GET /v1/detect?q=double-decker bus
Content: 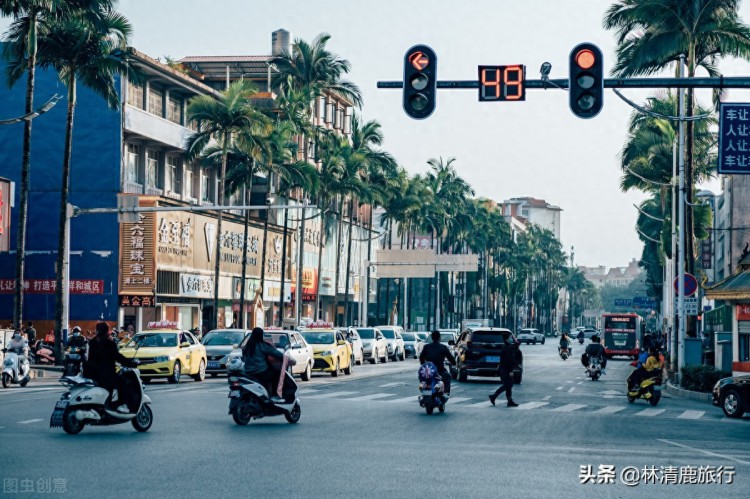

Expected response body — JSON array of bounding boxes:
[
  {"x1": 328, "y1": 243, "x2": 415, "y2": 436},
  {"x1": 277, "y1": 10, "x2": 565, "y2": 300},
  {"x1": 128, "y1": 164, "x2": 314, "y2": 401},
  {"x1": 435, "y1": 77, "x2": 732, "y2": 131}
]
[{"x1": 601, "y1": 313, "x2": 643, "y2": 359}]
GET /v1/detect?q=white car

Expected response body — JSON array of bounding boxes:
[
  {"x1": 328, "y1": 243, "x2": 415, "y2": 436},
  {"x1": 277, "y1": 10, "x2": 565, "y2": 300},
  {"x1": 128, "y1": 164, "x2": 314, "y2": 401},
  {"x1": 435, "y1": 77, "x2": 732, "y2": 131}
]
[
  {"x1": 354, "y1": 327, "x2": 389, "y2": 364},
  {"x1": 438, "y1": 329, "x2": 459, "y2": 354},
  {"x1": 378, "y1": 326, "x2": 406, "y2": 361},
  {"x1": 517, "y1": 328, "x2": 545, "y2": 345},
  {"x1": 346, "y1": 328, "x2": 365, "y2": 365}
]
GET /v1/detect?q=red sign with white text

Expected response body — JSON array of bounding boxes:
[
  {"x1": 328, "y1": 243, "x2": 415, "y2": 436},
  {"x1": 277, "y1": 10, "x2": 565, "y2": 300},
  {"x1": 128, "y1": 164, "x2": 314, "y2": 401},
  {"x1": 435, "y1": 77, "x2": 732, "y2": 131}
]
[
  {"x1": 737, "y1": 303, "x2": 750, "y2": 321},
  {"x1": 0, "y1": 279, "x2": 104, "y2": 294}
]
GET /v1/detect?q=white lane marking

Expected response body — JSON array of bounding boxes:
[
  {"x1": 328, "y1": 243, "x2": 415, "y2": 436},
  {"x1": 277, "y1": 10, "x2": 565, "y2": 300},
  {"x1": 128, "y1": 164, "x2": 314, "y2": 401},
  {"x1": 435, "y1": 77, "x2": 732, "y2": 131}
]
[
  {"x1": 344, "y1": 393, "x2": 395, "y2": 401},
  {"x1": 297, "y1": 389, "x2": 319, "y2": 395},
  {"x1": 158, "y1": 387, "x2": 198, "y2": 394},
  {"x1": 517, "y1": 402, "x2": 549, "y2": 410},
  {"x1": 677, "y1": 410, "x2": 705, "y2": 420},
  {"x1": 568, "y1": 387, "x2": 576, "y2": 393},
  {"x1": 386, "y1": 396, "x2": 417, "y2": 404},
  {"x1": 304, "y1": 391, "x2": 358, "y2": 399},
  {"x1": 0, "y1": 386, "x2": 61, "y2": 395},
  {"x1": 565, "y1": 381, "x2": 573, "y2": 384},
  {"x1": 552, "y1": 404, "x2": 587, "y2": 412},
  {"x1": 635, "y1": 408, "x2": 665, "y2": 417},
  {"x1": 470, "y1": 400, "x2": 493, "y2": 407},
  {"x1": 378, "y1": 382, "x2": 405, "y2": 388},
  {"x1": 576, "y1": 381, "x2": 583, "y2": 385},
  {"x1": 543, "y1": 396, "x2": 551, "y2": 401},
  {"x1": 659, "y1": 439, "x2": 750, "y2": 466},
  {"x1": 593, "y1": 406, "x2": 626, "y2": 415},
  {"x1": 446, "y1": 397, "x2": 472, "y2": 404},
  {"x1": 555, "y1": 386, "x2": 564, "y2": 391},
  {"x1": 18, "y1": 419, "x2": 43, "y2": 424}
]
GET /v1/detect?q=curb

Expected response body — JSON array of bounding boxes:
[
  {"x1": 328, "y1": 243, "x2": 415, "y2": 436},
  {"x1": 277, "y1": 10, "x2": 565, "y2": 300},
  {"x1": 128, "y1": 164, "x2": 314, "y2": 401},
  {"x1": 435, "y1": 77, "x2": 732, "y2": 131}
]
[{"x1": 665, "y1": 381, "x2": 713, "y2": 405}]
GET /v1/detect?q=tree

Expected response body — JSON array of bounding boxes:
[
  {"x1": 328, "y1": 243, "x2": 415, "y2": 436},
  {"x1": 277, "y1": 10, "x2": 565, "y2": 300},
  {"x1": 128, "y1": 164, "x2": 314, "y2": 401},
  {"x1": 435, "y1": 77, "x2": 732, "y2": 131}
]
[
  {"x1": 23, "y1": 2, "x2": 133, "y2": 362},
  {"x1": 186, "y1": 80, "x2": 262, "y2": 328}
]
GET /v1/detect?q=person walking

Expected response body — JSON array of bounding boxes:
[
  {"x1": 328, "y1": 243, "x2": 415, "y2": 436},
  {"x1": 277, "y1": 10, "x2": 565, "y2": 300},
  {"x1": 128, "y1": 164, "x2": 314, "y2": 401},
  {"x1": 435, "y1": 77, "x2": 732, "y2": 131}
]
[{"x1": 489, "y1": 330, "x2": 519, "y2": 407}]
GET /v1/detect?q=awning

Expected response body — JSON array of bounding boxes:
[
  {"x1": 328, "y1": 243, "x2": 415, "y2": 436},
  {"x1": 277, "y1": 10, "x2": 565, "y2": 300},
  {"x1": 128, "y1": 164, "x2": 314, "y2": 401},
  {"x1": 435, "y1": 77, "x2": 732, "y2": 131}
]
[{"x1": 704, "y1": 269, "x2": 750, "y2": 301}]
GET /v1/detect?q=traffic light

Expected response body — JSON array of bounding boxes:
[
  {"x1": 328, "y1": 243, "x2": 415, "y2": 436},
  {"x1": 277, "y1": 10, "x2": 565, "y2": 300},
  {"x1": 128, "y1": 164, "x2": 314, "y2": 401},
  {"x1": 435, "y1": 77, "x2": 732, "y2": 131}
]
[
  {"x1": 403, "y1": 45, "x2": 437, "y2": 119},
  {"x1": 569, "y1": 43, "x2": 603, "y2": 119}
]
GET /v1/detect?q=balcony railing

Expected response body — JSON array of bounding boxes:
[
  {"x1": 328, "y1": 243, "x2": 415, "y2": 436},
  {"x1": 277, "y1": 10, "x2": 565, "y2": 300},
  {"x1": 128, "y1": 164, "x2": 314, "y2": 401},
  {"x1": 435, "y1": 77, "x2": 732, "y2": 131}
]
[
  {"x1": 145, "y1": 186, "x2": 163, "y2": 196},
  {"x1": 123, "y1": 181, "x2": 143, "y2": 194}
]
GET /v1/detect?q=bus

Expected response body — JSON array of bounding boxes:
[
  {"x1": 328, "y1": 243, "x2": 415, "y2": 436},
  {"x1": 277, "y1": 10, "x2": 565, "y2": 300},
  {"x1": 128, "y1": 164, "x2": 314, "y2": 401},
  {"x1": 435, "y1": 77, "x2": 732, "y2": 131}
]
[{"x1": 601, "y1": 313, "x2": 643, "y2": 359}]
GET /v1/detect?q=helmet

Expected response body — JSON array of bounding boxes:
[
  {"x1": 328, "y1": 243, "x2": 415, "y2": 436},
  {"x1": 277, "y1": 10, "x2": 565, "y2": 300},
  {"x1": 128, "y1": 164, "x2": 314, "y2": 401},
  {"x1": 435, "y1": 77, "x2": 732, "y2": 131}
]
[
  {"x1": 72, "y1": 326, "x2": 81, "y2": 335},
  {"x1": 591, "y1": 335, "x2": 600, "y2": 342}
]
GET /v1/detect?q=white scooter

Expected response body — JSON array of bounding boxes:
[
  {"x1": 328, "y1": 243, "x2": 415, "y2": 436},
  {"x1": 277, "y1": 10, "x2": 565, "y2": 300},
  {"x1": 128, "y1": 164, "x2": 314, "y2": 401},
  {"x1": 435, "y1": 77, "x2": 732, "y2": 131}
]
[
  {"x1": 49, "y1": 367, "x2": 153, "y2": 434},
  {"x1": 2, "y1": 348, "x2": 30, "y2": 388}
]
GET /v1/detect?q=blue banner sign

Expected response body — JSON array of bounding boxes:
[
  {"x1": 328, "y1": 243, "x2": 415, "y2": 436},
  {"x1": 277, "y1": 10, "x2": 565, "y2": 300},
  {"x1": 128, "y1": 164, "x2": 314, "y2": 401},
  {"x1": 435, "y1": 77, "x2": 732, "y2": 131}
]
[{"x1": 718, "y1": 103, "x2": 750, "y2": 174}]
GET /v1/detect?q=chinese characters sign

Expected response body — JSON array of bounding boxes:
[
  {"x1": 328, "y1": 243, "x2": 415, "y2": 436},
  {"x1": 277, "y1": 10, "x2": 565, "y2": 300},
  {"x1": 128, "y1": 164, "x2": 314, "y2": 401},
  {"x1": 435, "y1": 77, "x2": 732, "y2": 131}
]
[
  {"x1": 179, "y1": 273, "x2": 214, "y2": 298},
  {"x1": 119, "y1": 212, "x2": 156, "y2": 295},
  {"x1": 0, "y1": 279, "x2": 104, "y2": 294},
  {"x1": 120, "y1": 295, "x2": 156, "y2": 307},
  {"x1": 718, "y1": 103, "x2": 750, "y2": 174}
]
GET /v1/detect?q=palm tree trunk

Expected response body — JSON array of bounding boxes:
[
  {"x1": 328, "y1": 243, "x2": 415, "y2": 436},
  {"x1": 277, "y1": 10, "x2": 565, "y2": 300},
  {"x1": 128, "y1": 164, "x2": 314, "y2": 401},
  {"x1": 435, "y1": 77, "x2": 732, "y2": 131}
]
[
  {"x1": 238, "y1": 175, "x2": 255, "y2": 329},
  {"x1": 277, "y1": 205, "x2": 289, "y2": 326},
  {"x1": 54, "y1": 77, "x2": 76, "y2": 365},
  {"x1": 213, "y1": 134, "x2": 230, "y2": 328},
  {"x1": 365, "y1": 209, "x2": 373, "y2": 327},
  {"x1": 343, "y1": 198, "x2": 355, "y2": 326},
  {"x1": 314, "y1": 206, "x2": 326, "y2": 321},
  {"x1": 14, "y1": 29, "x2": 37, "y2": 329}
]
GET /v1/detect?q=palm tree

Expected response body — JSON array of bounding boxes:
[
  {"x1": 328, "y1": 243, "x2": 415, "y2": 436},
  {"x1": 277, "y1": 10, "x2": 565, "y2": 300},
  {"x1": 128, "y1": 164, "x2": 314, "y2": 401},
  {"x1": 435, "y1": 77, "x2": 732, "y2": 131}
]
[
  {"x1": 25, "y1": 2, "x2": 133, "y2": 361},
  {"x1": 185, "y1": 80, "x2": 262, "y2": 328}
]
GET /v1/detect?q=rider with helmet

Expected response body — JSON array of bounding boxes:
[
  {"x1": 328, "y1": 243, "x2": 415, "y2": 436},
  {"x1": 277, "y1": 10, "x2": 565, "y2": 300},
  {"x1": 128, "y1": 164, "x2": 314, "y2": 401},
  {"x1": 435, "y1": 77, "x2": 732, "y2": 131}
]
[
  {"x1": 67, "y1": 326, "x2": 89, "y2": 361},
  {"x1": 581, "y1": 334, "x2": 607, "y2": 373},
  {"x1": 242, "y1": 327, "x2": 295, "y2": 403}
]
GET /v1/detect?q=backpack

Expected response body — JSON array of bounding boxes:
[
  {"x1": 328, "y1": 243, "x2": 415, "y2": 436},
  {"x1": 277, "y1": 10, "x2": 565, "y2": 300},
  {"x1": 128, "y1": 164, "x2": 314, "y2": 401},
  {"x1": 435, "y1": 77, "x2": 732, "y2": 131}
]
[{"x1": 418, "y1": 362, "x2": 438, "y2": 382}]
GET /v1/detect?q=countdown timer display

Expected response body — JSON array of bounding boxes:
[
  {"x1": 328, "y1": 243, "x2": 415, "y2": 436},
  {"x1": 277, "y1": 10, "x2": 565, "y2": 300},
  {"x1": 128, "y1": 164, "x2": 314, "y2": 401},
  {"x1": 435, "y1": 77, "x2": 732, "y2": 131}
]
[{"x1": 478, "y1": 65, "x2": 526, "y2": 102}]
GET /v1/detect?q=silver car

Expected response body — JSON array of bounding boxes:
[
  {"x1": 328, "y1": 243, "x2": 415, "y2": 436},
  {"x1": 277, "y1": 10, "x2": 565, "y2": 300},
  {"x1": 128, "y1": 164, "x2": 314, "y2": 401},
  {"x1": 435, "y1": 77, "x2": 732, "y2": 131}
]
[
  {"x1": 401, "y1": 332, "x2": 422, "y2": 359},
  {"x1": 346, "y1": 329, "x2": 365, "y2": 365},
  {"x1": 354, "y1": 327, "x2": 389, "y2": 364},
  {"x1": 379, "y1": 326, "x2": 406, "y2": 361},
  {"x1": 202, "y1": 329, "x2": 250, "y2": 377},
  {"x1": 264, "y1": 330, "x2": 315, "y2": 381}
]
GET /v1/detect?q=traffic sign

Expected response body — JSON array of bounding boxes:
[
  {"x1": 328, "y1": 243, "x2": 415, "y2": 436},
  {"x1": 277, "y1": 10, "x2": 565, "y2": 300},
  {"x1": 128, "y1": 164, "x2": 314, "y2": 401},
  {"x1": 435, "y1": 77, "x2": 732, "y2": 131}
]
[
  {"x1": 674, "y1": 297, "x2": 699, "y2": 316},
  {"x1": 673, "y1": 273, "x2": 698, "y2": 297},
  {"x1": 718, "y1": 102, "x2": 750, "y2": 174},
  {"x1": 632, "y1": 296, "x2": 657, "y2": 309},
  {"x1": 614, "y1": 298, "x2": 632, "y2": 308}
]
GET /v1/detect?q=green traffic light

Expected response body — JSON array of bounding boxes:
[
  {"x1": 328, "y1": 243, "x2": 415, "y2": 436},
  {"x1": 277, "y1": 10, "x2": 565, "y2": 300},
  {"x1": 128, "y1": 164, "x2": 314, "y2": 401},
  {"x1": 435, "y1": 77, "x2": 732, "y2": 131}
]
[{"x1": 409, "y1": 93, "x2": 429, "y2": 112}]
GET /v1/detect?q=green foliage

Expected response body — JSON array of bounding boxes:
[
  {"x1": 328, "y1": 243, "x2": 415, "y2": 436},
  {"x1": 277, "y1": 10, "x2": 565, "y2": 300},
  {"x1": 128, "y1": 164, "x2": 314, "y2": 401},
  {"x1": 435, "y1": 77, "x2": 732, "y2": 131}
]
[{"x1": 680, "y1": 365, "x2": 731, "y2": 393}]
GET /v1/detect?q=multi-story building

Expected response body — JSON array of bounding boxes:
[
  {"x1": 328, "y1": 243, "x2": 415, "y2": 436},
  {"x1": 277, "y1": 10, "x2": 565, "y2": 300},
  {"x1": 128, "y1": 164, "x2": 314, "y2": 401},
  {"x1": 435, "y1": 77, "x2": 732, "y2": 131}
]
[
  {"x1": 501, "y1": 197, "x2": 562, "y2": 240},
  {"x1": 579, "y1": 258, "x2": 642, "y2": 289}
]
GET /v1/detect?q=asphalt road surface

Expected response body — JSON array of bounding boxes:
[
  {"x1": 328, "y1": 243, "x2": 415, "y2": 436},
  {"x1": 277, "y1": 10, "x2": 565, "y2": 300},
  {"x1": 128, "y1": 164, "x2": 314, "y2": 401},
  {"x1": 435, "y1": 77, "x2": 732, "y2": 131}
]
[{"x1": 1, "y1": 340, "x2": 748, "y2": 498}]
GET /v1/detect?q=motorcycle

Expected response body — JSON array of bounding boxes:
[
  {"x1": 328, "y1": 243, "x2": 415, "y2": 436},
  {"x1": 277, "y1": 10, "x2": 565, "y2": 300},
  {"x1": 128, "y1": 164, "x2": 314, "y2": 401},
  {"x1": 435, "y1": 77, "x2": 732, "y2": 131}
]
[
  {"x1": 63, "y1": 346, "x2": 86, "y2": 376},
  {"x1": 226, "y1": 354, "x2": 301, "y2": 425},
  {"x1": 577, "y1": 337, "x2": 585, "y2": 345},
  {"x1": 627, "y1": 364, "x2": 663, "y2": 406},
  {"x1": 586, "y1": 356, "x2": 603, "y2": 381},
  {"x1": 2, "y1": 348, "x2": 31, "y2": 388},
  {"x1": 49, "y1": 366, "x2": 153, "y2": 434},
  {"x1": 417, "y1": 362, "x2": 448, "y2": 415},
  {"x1": 558, "y1": 346, "x2": 570, "y2": 360},
  {"x1": 30, "y1": 340, "x2": 55, "y2": 365}
]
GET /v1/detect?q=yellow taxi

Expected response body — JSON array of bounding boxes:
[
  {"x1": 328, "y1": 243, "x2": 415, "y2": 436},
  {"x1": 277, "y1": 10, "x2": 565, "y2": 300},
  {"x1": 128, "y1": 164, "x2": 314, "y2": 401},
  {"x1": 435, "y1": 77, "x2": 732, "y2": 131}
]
[
  {"x1": 299, "y1": 322, "x2": 353, "y2": 377},
  {"x1": 119, "y1": 321, "x2": 207, "y2": 383}
]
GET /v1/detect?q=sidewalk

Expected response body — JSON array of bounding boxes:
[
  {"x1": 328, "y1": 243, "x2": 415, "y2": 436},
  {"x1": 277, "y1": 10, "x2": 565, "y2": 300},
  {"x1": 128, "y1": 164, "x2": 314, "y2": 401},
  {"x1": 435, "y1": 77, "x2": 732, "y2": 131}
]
[
  {"x1": 29, "y1": 365, "x2": 63, "y2": 382},
  {"x1": 664, "y1": 381, "x2": 713, "y2": 404}
]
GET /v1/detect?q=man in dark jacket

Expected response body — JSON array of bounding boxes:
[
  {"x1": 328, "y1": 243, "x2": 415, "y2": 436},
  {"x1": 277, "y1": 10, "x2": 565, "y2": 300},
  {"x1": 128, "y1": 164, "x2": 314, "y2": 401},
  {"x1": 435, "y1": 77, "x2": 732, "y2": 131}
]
[
  {"x1": 25, "y1": 322, "x2": 36, "y2": 343},
  {"x1": 84, "y1": 322, "x2": 139, "y2": 413},
  {"x1": 419, "y1": 330, "x2": 457, "y2": 395},
  {"x1": 489, "y1": 331, "x2": 519, "y2": 407}
]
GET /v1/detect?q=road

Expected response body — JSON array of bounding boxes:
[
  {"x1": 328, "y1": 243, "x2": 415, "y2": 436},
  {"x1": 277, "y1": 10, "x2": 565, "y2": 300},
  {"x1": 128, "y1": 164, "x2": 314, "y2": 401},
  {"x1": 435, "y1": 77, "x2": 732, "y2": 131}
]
[{"x1": 1, "y1": 340, "x2": 749, "y2": 498}]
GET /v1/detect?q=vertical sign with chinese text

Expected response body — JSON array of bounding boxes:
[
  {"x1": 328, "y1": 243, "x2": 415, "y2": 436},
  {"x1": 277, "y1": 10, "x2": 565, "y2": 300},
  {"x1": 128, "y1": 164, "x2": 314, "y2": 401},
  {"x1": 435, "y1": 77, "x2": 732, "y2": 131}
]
[
  {"x1": 718, "y1": 103, "x2": 750, "y2": 174},
  {"x1": 119, "y1": 212, "x2": 156, "y2": 295}
]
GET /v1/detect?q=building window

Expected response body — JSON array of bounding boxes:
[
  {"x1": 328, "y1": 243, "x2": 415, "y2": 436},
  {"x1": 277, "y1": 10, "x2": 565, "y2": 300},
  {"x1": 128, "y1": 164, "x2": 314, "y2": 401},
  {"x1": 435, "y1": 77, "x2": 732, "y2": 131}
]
[
  {"x1": 125, "y1": 144, "x2": 139, "y2": 183},
  {"x1": 148, "y1": 84, "x2": 164, "y2": 117},
  {"x1": 127, "y1": 78, "x2": 144, "y2": 109},
  {"x1": 201, "y1": 168, "x2": 211, "y2": 202},
  {"x1": 184, "y1": 165, "x2": 194, "y2": 199},
  {"x1": 146, "y1": 149, "x2": 158, "y2": 188},
  {"x1": 166, "y1": 156, "x2": 179, "y2": 194},
  {"x1": 167, "y1": 95, "x2": 182, "y2": 124}
]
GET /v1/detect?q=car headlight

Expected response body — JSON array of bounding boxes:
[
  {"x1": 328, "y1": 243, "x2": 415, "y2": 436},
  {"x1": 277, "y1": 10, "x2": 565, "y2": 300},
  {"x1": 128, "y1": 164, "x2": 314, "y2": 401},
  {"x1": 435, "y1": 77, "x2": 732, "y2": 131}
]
[
  {"x1": 153, "y1": 355, "x2": 170, "y2": 363},
  {"x1": 321, "y1": 350, "x2": 335, "y2": 357}
]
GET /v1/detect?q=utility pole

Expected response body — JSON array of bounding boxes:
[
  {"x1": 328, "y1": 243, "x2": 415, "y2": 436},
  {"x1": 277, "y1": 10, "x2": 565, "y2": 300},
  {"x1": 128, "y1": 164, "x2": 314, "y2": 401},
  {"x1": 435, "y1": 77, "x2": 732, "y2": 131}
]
[{"x1": 677, "y1": 55, "x2": 687, "y2": 377}]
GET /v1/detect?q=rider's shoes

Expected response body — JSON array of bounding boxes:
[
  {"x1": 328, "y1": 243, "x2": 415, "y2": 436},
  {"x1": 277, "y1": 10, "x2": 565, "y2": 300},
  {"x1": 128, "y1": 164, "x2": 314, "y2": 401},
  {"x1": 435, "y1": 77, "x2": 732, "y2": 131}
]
[{"x1": 116, "y1": 404, "x2": 130, "y2": 414}]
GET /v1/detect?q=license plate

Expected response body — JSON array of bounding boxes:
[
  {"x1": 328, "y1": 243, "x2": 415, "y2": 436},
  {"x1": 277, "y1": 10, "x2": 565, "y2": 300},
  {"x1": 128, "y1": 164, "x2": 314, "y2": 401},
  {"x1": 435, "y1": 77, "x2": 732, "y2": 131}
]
[
  {"x1": 208, "y1": 362, "x2": 220, "y2": 369},
  {"x1": 55, "y1": 400, "x2": 69, "y2": 409},
  {"x1": 485, "y1": 356, "x2": 500, "y2": 363},
  {"x1": 229, "y1": 390, "x2": 240, "y2": 398}
]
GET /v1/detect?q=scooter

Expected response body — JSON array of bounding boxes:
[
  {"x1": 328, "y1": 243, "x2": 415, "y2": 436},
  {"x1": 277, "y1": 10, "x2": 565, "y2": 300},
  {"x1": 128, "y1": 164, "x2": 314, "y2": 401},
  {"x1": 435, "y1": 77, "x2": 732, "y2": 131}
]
[
  {"x1": 49, "y1": 366, "x2": 153, "y2": 434},
  {"x1": 30, "y1": 340, "x2": 55, "y2": 365},
  {"x1": 2, "y1": 348, "x2": 31, "y2": 388},
  {"x1": 578, "y1": 337, "x2": 585, "y2": 345},
  {"x1": 627, "y1": 372, "x2": 663, "y2": 406},
  {"x1": 558, "y1": 346, "x2": 570, "y2": 360},
  {"x1": 226, "y1": 354, "x2": 301, "y2": 425},
  {"x1": 63, "y1": 346, "x2": 85, "y2": 376},
  {"x1": 417, "y1": 362, "x2": 448, "y2": 415},
  {"x1": 586, "y1": 356, "x2": 603, "y2": 381}
]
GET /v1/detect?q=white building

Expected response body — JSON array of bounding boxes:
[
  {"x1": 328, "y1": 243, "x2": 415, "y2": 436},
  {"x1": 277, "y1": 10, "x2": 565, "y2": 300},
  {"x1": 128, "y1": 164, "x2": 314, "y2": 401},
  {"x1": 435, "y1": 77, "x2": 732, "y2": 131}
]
[{"x1": 501, "y1": 197, "x2": 562, "y2": 240}]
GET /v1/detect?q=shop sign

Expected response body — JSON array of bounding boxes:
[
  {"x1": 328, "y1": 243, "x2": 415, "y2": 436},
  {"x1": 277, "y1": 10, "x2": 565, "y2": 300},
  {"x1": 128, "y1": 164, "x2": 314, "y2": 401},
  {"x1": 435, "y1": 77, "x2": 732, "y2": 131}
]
[
  {"x1": 120, "y1": 212, "x2": 156, "y2": 294},
  {"x1": 179, "y1": 273, "x2": 214, "y2": 298},
  {"x1": 0, "y1": 279, "x2": 104, "y2": 294},
  {"x1": 120, "y1": 295, "x2": 156, "y2": 307},
  {"x1": 737, "y1": 303, "x2": 750, "y2": 321}
]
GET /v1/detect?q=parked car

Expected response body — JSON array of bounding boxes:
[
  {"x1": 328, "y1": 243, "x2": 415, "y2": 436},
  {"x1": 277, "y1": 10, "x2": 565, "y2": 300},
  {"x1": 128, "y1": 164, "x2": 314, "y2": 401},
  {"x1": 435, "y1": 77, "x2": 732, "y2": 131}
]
[
  {"x1": 264, "y1": 329, "x2": 315, "y2": 381},
  {"x1": 378, "y1": 326, "x2": 406, "y2": 361},
  {"x1": 346, "y1": 328, "x2": 365, "y2": 365},
  {"x1": 201, "y1": 329, "x2": 250, "y2": 377},
  {"x1": 453, "y1": 328, "x2": 523, "y2": 384},
  {"x1": 119, "y1": 325, "x2": 207, "y2": 384},
  {"x1": 354, "y1": 327, "x2": 389, "y2": 364},
  {"x1": 300, "y1": 328, "x2": 353, "y2": 377},
  {"x1": 401, "y1": 332, "x2": 422, "y2": 359},
  {"x1": 437, "y1": 329, "x2": 459, "y2": 354},
  {"x1": 713, "y1": 374, "x2": 750, "y2": 418},
  {"x1": 517, "y1": 328, "x2": 545, "y2": 345}
]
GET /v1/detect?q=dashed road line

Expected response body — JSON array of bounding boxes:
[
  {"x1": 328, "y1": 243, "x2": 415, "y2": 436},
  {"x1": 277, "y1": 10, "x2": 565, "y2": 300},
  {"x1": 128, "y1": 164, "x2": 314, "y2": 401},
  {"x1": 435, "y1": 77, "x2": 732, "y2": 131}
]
[
  {"x1": 386, "y1": 396, "x2": 417, "y2": 404},
  {"x1": 555, "y1": 386, "x2": 563, "y2": 391},
  {"x1": 552, "y1": 403, "x2": 587, "y2": 412},
  {"x1": 345, "y1": 393, "x2": 395, "y2": 401},
  {"x1": 677, "y1": 410, "x2": 705, "y2": 420},
  {"x1": 447, "y1": 397, "x2": 473, "y2": 404},
  {"x1": 517, "y1": 401, "x2": 549, "y2": 410},
  {"x1": 304, "y1": 391, "x2": 358, "y2": 399},
  {"x1": 18, "y1": 419, "x2": 43, "y2": 424},
  {"x1": 567, "y1": 387, "x2": 576, "y2": 393},
  {"x1": 379, "y1": 382, "x2": 406, "y2": 388},
  {"x1": 634, "y1": 408, "x2": 666, "y2": 417},
  {"x1": 592, "y1": 405, "x2": 626, "y2": 415}
]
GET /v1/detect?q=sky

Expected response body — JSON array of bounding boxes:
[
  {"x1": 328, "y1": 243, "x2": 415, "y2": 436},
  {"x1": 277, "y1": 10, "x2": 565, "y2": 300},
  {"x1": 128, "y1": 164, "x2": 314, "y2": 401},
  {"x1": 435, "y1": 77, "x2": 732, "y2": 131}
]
[{"x1": 7, "y1": 0, "x2": 750, "y2": 269}]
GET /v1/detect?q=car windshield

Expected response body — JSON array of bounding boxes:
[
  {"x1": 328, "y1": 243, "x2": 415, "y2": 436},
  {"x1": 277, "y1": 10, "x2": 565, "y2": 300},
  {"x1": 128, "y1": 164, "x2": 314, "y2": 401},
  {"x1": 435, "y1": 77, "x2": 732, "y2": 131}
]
[
  {"x1": 266, "y1": 333, "x2": 291, "y2": 349},
  {"x1": 520, "y1": 329, "x2": 537, "y2": 334},
  {"x1": 471, "y1": 332, "x2": 506, "y2": 344},
  {"x1": 301, "y1": 332, "x2": 334, "y2": 344},
  {"x1": 202, "y1": 331, "x2": 243, "y2": 346},
  {"x1": 380, "y1": 329, "x2": 396, "y2": 339},
  {"x1": 356, "y1": 329, "x2": 375, "y2": 339},
  {"x1": 128, "y1": 333, "x2": 177, "y2": 348},
  {"x1": 402, "y1": 333, "x2": 416, "y2": 341},
  {"x1": 439, "y1": 333, "x2": 454, "y2": 343}
]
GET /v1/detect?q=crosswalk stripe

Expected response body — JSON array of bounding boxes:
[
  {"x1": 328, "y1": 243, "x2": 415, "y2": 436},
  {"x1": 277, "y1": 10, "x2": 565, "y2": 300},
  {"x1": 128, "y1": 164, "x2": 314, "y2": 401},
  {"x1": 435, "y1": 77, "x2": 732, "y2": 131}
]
[
  {"x1": 0, "y1": 386, "x2": 60, "y2": 395},
  {"x1": 379, "y1": 382, "x2": 405, "y2": 388},
  {"x1": 297, "y1": 389, "x2": 319, "y2": 395},
  {"x1": 304, "y1": 391, "x2": 358, "y2": 399},
  {"x1": 677, "y1": 410, "x2": 705, "y2": 420},
  {"x1": 469, "y1": 400, "x2": 493, "y2": 407},
  {"x1": 635, "y1": 408, "x2": 666, "y2": 417},
  {"x1": 593, "y1": 405, "x2": 626, "y2": 415},
  {"x1": 386, "y1": 396, "x2": 417, "y2": 404},
  {"x1": 552, "y1": 403, "x2": 587, "y2": 412},
  {"x1": 18, "y1": 419, "x2": 43, "y2": 424},
  {"x1": 447, "y1": 397, "x2": 473, "y2": 404},
  {"x1": 567, "y1": 387, "x2": 576, "y2": 393},
  {"x1": 345, "y1": 393, "x2": 395, "y2": 401},
  {"x1": 555, "y1": 386, "x2": 564, "y2": 391},
  {"x1": 517, "y1": 401, "x2": 549, "y2": 410}
]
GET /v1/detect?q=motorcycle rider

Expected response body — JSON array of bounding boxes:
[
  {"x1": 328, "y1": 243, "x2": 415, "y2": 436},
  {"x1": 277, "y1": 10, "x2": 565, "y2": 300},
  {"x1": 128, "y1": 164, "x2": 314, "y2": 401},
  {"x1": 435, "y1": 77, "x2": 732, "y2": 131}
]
[
  {"x1": 558, "y1": 332, "x2": 571, "y2": 356},
  {"x1": 419, "y1": 330, "x2": 457, "y2": 397},
  {"x1": 581, "y1": 335, "x2": 607, "y2": 374},
  {"x1": 84, "y1": 322, "x2": 139, "y2": 413},
  {"x1": 627, "y1": 347, "x2": 663, "y2": 390},
  {"x1": 242, "y1": 327, "x2": 294, "y2": 403},
  {"x1": 7, "y1": 330, "x2": 30, "y2": 374},
  {"x1": 67, "y1": 327, "x2": 89, "y2": 359}
]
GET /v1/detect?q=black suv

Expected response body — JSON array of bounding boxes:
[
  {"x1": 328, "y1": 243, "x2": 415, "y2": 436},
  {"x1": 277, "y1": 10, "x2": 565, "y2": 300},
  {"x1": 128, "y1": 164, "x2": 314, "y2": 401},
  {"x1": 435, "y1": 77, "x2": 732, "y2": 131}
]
[{"x1": 453, "y1": 328, "x2": 523, "y2": 384}]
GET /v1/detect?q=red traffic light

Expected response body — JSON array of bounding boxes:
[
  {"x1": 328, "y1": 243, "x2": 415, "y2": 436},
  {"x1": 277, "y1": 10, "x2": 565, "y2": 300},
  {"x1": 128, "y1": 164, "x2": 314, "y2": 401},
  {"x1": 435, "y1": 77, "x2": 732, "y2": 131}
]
[
  {"x1": 575, "y1": 49, "x2": 596, "y2": 70},
  {"x1": 409, "y1": 51, "x2": 430, "y2": 71}
]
